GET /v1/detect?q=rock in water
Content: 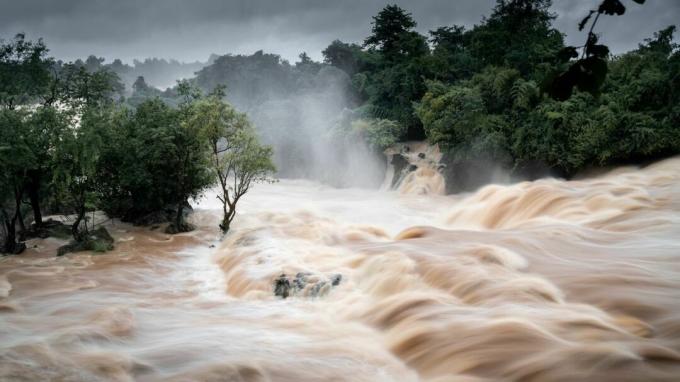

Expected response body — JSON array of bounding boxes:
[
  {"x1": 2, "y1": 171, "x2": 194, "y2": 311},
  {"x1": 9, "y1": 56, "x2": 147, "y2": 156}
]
[
  {"x1": 274, "y1": 274, "x2": 291, "y2": 298},
  {"x1": 57, "y1": 227, "x2": 115, "y2": 256},
  {"x1": 330, "y1": 274, "x2": 342, "y2": 286},
  {"x1": 293, "y1": 272, "x2": 310, "y2": 291},
  {"x1": 310, "y1": 281, "x2": 328, "y2": 297}
]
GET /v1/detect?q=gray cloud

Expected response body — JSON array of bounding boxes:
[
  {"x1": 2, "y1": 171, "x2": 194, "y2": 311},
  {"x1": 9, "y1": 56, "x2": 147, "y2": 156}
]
[{"x1": 0, "y1": 0, "x2": 677, "y2": 64}]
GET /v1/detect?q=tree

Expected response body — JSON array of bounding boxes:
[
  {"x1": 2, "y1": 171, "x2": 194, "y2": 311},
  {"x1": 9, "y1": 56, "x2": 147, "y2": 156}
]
[
  {"x1": 364, "y1": 5, "x2": 417, "y2": 58},
  {"x1": 167, "y1": 88, "x2": 214, "y2": 233},
  {"x1": 469, "y1": 0, "x2": 563, "y2": 75},
  {"x1": 22, "y1": 105, "x2": 69, "y2": 229},
  {"x1": 322, "y1": 40, "x2": 365, "y2": 76},
  {"x1": 0, "y1": 33, "x2": 51, "y2": 109},
  {"x1": 132, "y1": 76, "x2": 150, "y2": 94},
  {"x1": 0, "y1": 34, "x2": 53, "y2": 250},
  {"x1": 350, "y1": 118, "x2": 405, "y2": 150},
  {"x1": 0, "y1": 109, "x2": 32, "y2": 254},
  {"x1": 188, "y1": 93, "x2": 274, "y2": 234},
  {"x1": 53, "y1": 106, "x2": 106, "y2": 242}
]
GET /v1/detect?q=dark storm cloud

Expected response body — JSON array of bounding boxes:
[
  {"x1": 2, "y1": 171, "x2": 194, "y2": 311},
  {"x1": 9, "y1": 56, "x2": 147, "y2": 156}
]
[{"x1": 0, "y1": 0, "x2": 678, "y2": 64}]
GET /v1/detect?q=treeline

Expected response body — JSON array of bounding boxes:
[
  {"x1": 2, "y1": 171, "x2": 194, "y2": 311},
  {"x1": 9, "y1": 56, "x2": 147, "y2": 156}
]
[
  {"x1": 142, "y1": 0, "x2": 678, "y2": 191},
  {"x1": 0, "y1": 35, "x2": 274, "y2": 255},
  {"x1": 75, "y1": 55, "x2": 211, "y2": 92},
  {"x1": 320, "y1": 0, "x2": 680, "y2": 190}
]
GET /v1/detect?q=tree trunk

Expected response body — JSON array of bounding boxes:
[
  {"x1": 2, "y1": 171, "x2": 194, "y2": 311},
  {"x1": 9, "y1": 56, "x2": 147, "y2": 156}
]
[
  {"x1": 219, "y1": 199, "x2": 229, "y2": 233},
  {"x1": 2, "y1": 217, "x2": 16, "y2": 254},
  {"x1": 17, "y1": 207, "x2": 26, "y2": 241},
  {"x1": 72, "y1": 206, "x2": 86, "y2": 242},
  {"x1": 26, "y1": 171, "x2": 43, "y2": 228},
  {"x1": 1, "y1": 207, "x2": 24, "y2": 255},
  {"x1": 175, "y1": 202, "x2": 184, "y2": 232},
  {"x1": 220, "y1": 218, "x2": 230, "y2": 234}
]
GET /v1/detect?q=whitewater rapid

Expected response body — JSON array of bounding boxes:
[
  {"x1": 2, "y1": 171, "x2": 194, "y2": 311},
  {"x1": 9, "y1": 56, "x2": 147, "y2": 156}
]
[{"x1": 1, "y1": 158, "x2": 680, "y2": 381}]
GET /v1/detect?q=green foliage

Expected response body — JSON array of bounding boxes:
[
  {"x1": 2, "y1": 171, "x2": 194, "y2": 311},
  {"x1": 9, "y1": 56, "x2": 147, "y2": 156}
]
[
  {"x1": 469, "y1": 0, "x2": 563, "y2": 75},
  {"x1": 350, "y1": 118, "x2": 405, "y2": 150},
  {"x1": 324, "y1": 1, "x2": 678, "y2": 182},
  {"x1": 97, "y1": 97, "x2": 214, "y2": 227},
  {"x1": 413, "y1": 20, "x2": 679, "y2": 178},
  {"x1": 191, "y1": 94, "x2": 275, "y2": 233},
  {"x1": 322, "y1": 40, "x2": 366, "y2": 76},
  {"x1": 0, "y1": 34, "x2": 51, "y2": 109},
  {"x1": 364, "y1": 5, "x2": 418, "y2": 57},
  {"x1": 53, "y1": 105, "x2": 107, "y2": 241}
]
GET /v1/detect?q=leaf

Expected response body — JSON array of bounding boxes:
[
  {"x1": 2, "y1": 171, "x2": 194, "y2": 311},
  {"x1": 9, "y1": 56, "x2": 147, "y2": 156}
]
[
  {"x1": 557, "y1": 46, "x2": 579, "y2": 62},
  {"x1": 550, "y1": 68, "x2": 578, "y2": 101},
  {"x1": 598, "y1": 0, "x2": 626, "y2": 15},
  {"x1": 575, "y1": 56, "x2": 608, "y2": 95},
  {"x1": 587, "y1": 44, "x2": 610, "y2": 58}
]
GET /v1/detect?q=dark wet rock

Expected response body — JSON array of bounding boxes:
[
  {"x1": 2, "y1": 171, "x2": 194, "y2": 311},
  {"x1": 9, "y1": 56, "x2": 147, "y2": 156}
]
[
  {"x1": 418, "y1": 152, "x2": 426, "y2": 159},
  {"x1": 310, "y1": 281, "x2": 328, "y2": 297},
  {"x1": 390, "y1": 154, "x2": 410, "y2": 189},
  {"x1": 57, "y1": 227, "x2": 115, "y2": 256},
  {"x1": 5, "y1": 242, "x2": 27, "y2": 255},
  {"x1": 164, "y1": 222, "x2": 195, "y2": 234},
  {"x1": 439, "y1": 152, "x2": 509, "y2": 194},
  {"x1": 293, "y1": 272, "x2": 310, "y2": 291},
  {"x1": 274, "y1": 274, "x2": 291, "y2": 299},
  {"x1": 209, "y1": 244, "x2": 215, "y2": 248},
  {"x1": 403, "y1": 145, "x2": 410, "y2": 152},
  {"x1": 408, "y1": 165, "x2": 418, "y2": 172},
  {"x1": 273, "y1": 272, "x2": 343, "y2": 298},
  {"x1": 133, "y1": 201, "x2": 193, "y2": 226}
]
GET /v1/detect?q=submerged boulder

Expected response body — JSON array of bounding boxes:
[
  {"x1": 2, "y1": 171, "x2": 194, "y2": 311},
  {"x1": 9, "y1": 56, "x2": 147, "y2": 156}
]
[
  {"x1": 273, "y1": 272, "x2": 343, "y2": 299},
  {"x1": 274, "y1": 274, "x2": 292, "y2": 298},
  {"x1": 57, "y1": 227, "x2": 115, "y2": 256},
  {"x1": 132, "y1": 201, "x2": 193, "y2": 226}
]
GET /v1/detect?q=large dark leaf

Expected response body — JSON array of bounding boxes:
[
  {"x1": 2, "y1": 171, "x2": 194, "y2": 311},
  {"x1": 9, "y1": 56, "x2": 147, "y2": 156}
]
[
  {"x1": 587, "y1": 44, "x2": 610, "y2": 58},
  {"x1": 575, "y1": 56, "x2": 608, "y2": 94},
  {"x1": 598, "y1": 0, "x2": 626, "y2": 15},
  {"x1": 557, "y1": 46, "x2": 579, "y2": 62},
  {"x1": 550, "y1": 67, "x2": 579, "y2": 101}
]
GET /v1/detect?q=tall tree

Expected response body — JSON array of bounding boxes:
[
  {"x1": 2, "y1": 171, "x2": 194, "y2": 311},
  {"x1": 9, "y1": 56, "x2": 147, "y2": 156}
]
[
  {"x1": 188, "y1": 92, "x2": 274, "y2": 234},
  {"x1": 0, "y1": 109, "x2": 32, "y2": 253}
]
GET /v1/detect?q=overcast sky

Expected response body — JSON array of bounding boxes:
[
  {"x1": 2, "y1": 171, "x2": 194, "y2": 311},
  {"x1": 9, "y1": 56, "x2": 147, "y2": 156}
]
[{"x1": 1, "y1": 0, "x2": 678, "y2": 64}]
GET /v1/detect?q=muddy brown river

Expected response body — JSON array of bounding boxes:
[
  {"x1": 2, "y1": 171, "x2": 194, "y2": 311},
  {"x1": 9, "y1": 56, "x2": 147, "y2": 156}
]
[{"x1": 1, "y1": 158, "x2": 680, "y2": 381}]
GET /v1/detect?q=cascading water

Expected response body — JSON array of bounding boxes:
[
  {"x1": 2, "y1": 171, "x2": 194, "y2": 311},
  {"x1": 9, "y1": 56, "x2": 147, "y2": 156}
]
[{"x1": 1, "y1": 157, "x2": 680, "y2": 381}]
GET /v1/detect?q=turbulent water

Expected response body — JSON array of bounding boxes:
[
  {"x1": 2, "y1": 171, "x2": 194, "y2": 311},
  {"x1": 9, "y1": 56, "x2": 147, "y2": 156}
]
[{"x1": 2, "y1": 157, "x2": 680, "y2": 381}]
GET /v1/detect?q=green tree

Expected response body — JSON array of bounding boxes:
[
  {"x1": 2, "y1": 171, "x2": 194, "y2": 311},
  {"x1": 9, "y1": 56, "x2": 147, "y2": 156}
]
[
  {"x1": 53, "y1": 106, "x2": 106, "y2": 242},
  {"x1": 364, "y1": 4, "x2": 417, "y2": 58},
  {"x1": 350, "y1": 118, "x2": 405, "y2": 150},
  {"x1": 167, "y1": 89, "x2": 215, "y2": 233},
  {"x1": 188, "y1": 93, "x2": 274, "y2": 234},
  {"x1": 0, "y1": 109, "x2": 32, "y2": 253},
  {"x1": 0, "y1": 34, "x2": 51, "y2": 109}
]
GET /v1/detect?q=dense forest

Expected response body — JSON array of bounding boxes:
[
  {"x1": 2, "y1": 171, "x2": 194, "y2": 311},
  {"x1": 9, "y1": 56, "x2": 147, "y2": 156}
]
[
  {"x1": 1, "y1": 0, "x2": 679, "y2": 255},
  {"x1": 117, "y1": 0, "x2": 679, "y2": 190}
]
